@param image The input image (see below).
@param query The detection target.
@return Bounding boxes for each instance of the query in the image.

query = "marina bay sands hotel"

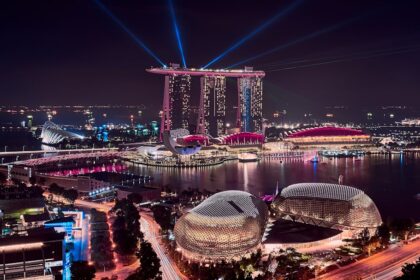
[147,64,265,138]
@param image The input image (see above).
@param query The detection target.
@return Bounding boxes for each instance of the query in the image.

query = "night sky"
[2,0,420,118]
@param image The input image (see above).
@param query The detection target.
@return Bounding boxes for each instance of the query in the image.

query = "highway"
[141,213,187,280]
[319,238,420,280]
[74,200,185,280]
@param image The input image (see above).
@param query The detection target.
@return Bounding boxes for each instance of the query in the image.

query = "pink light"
[287,127,367,138]
[147,67,265,78]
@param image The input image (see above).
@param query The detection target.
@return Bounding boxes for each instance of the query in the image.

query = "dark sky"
[2,0,420,117]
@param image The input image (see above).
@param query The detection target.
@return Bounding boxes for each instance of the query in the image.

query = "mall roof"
[287,127,367,138]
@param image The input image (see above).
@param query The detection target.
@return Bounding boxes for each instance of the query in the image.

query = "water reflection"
[128,155,420,221]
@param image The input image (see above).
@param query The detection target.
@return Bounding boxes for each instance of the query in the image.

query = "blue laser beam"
[93,0,166,67]
[202,0,304,69]
[227,16,359,69]
[168,0,187,68]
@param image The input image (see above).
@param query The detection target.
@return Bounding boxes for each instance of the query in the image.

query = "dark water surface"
[129,154,420,221]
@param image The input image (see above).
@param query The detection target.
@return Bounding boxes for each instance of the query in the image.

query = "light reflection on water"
[128,154,420,221]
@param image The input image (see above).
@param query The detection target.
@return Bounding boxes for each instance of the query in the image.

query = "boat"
[310,155,319,163]
[238,153,259,162]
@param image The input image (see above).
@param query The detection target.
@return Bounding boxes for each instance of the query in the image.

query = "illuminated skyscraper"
[237,71,263,132]
[160,64,191,138]
[197,76,226,136]
[147,65,264,139]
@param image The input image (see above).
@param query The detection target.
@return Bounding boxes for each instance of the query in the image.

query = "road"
[74,200,139,280]
[74,200,185,280]
[319,238,420,280]
[75,199,113,212]
[141,213,187,280]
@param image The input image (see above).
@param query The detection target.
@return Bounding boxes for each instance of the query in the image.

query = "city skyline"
[1,1,420,278]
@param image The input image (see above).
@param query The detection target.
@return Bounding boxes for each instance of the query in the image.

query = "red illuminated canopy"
[287,127,367,138]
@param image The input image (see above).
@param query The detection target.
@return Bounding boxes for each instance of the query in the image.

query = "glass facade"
[174,191,268,261]
[272,183,382,234]
[238,77,263,133]
[168,75,192,130]
[198,76,226,136]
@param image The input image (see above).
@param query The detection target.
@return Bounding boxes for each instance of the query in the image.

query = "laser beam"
[168,0,187,68]
[227,16,360,69]
[202,0,304,69]
[266,45,420,72]
[94,0,166,67]
[260,44,420,69]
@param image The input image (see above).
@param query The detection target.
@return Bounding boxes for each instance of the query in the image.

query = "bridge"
[0,148,118,157]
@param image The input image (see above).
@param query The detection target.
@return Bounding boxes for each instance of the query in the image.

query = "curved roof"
[281,183,364,202]
[174,190,268,260]
[180,134,209,145]
[287,127,367,138]
[41,121,84,145]
[218,132,265,143]
[191,190,264,218]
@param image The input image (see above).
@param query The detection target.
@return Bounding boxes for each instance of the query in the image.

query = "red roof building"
[286,127,370,146]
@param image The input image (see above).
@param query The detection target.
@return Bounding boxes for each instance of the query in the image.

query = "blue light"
[93,0,166,67]
[168,0,187,68]
[202,0,304,69]
[228,16,359,68]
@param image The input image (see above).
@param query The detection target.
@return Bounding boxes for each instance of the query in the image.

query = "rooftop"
[146,67,265,78]
[280,183,365,202]
[192,190,264,218]
[287,127,368,138]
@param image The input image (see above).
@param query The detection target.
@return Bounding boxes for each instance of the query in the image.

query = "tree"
[63,189,79,203]
[127,241,162,280]
[376,223,391,246]
[151,205,172,231]
[127,193,143,204]
[389,218,415,241]
[395,257,420,280]
[70,261,96,280]
[49,183,63,195]
[111,199,142,256]
[29,176,37,186]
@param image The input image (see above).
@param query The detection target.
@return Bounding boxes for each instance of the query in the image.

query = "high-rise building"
[147,66,264,139]
[160,64,192,137]
[197,76,226,136]
[237,74,263,132]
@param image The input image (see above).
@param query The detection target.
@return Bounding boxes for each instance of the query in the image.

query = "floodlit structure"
[197,75,226,136]
[162,128,202,155]
[285,126,371,146]
[217,132,265,146]
[272,183,382,234]
[40,121,84,145]
[147,65,265,138]
[237,74,263,132]
[174,190,268,261]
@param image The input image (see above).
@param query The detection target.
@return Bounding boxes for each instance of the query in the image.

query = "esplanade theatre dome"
[174,190,268,261]
[272,183,382,233]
